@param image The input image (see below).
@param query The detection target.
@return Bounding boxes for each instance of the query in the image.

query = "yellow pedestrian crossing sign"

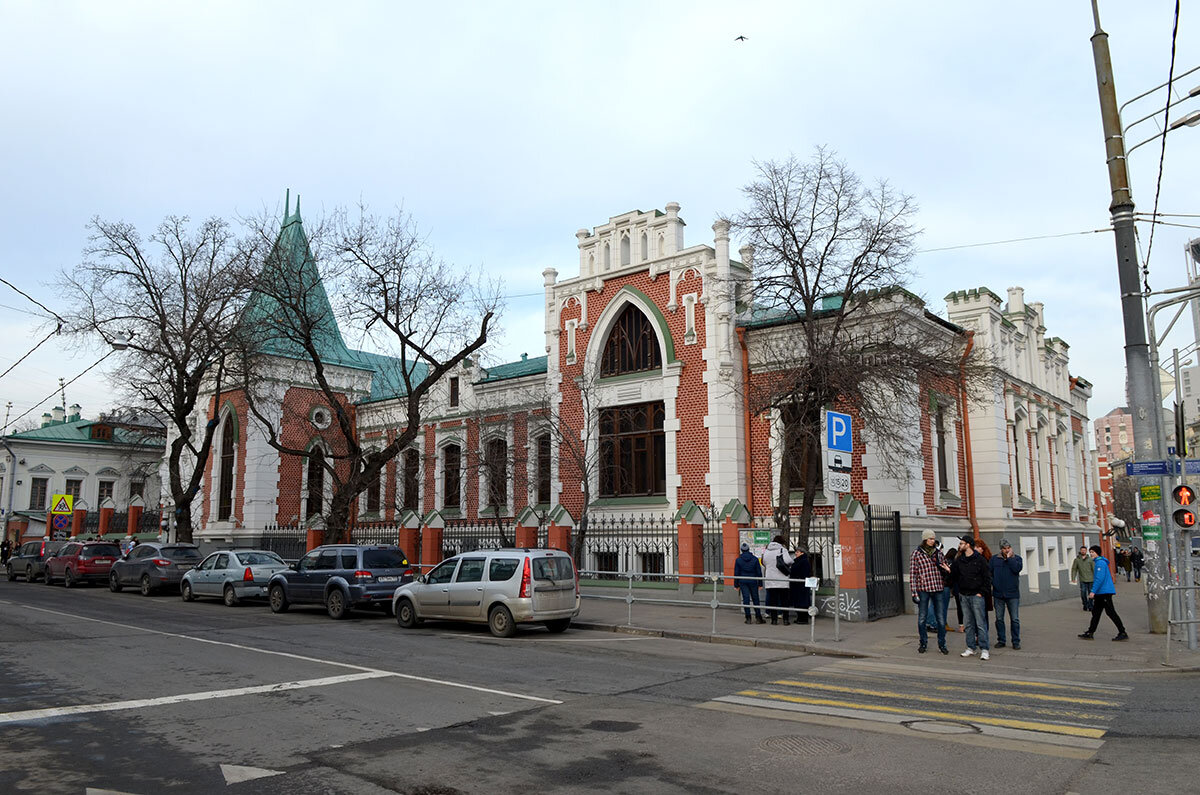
[50,494,73,515]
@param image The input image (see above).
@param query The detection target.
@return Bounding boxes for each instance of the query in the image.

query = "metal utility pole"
[1090,1,1170,633]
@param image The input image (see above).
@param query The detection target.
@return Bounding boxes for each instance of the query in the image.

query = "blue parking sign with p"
[825,410,852,453]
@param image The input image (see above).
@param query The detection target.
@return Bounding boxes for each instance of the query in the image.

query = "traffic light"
[1172,485,1197,529]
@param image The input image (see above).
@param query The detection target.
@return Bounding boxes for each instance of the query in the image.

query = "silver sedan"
[182,549,289,606]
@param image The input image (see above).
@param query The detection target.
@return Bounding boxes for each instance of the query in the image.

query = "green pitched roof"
[6,418,164,448]
[480,354,548,382]
[241,199,371,372]
[348,349,430,402]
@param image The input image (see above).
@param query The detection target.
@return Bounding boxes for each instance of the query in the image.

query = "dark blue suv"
[267,544,413,619]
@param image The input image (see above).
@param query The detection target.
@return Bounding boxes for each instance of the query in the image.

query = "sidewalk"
[574,581,1200,676]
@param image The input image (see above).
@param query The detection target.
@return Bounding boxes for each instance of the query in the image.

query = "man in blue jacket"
[990,539,1023,650]
[733,542,766,624]
[1079,545,1129,641]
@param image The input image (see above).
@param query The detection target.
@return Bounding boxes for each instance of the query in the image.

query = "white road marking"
[0,672,392,725]
[442,633,649,643]
[85,789,143,795]
[220,763,284,785]
[1,600,563,706]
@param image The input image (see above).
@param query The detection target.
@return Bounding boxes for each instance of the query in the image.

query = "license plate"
[377,576,397,583]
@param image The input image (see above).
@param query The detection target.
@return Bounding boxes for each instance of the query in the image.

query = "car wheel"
[488,605,516,638]
[268,584,289,613]
[25,565,34,582]
[545,618,571,634]
[223,584,239,608]
[6,564,15,582]
[326,589,348,620]
[395,598,418,628]
[140,574,154,597]
[109,572,123,593]
[64,569,76,589]
[43,568,55,586]
[181,581,195,602]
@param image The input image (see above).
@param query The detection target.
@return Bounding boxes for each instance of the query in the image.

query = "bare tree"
[237,204,497,543]
[59,216,260,541]
[727,149,990,545]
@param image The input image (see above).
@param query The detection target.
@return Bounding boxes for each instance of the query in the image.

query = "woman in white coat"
[762,536,794,625]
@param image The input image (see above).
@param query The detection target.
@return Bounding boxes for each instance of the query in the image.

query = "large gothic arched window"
[306,448,325,519]
[601,304,661,377]
[217,417,235,521]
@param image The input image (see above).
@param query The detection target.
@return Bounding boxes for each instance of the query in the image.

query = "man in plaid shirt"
[910,529,949,654]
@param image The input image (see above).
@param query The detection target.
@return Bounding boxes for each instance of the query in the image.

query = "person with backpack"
[1079,545,1129,641]
[762,536,793,625]
[733,542,766,625]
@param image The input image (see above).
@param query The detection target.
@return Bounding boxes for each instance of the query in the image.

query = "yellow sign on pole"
[50,494,74,515]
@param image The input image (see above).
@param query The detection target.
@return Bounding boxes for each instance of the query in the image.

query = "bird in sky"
[735,35,748,41]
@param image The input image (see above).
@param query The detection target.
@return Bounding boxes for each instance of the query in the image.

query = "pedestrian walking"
[1119,548,1133,582]
[909,529,949,654]
[789,545,813,626]
[733,542,766,625]
[1079,545,1129,641]
[951,534,992,660]
[990,539,1023,650]
[0,537,10,565]
[944,548,965,631]
[1070,547,1094,611]
[1131,546,1144,582]
[762,536,793,625]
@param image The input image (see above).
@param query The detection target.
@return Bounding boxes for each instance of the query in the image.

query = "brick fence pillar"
[838,510,865,592]
[71,509,86,538]
[421,525,443,568]
[399,527,420,564]
[99,507,114,536]
[514,523,537,549]
[677,520,704,584]
[547,523,571,554]
[722,517,748,585]
[305,528,325,552]
[126,505,144,538]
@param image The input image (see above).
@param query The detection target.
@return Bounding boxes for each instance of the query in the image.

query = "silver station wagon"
[392,548,580,637]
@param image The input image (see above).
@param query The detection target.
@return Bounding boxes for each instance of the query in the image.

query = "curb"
[572,621,874,659]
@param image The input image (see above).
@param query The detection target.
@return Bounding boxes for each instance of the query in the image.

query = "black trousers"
[1087,593,1126,634]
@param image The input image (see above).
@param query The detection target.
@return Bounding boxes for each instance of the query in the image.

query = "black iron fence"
[258,524,308,561]
[579,513,678,581]
[702,505,724,577]
[442,517,512,557]
[863,505,903,620]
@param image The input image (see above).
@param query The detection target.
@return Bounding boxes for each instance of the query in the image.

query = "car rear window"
[489,558,520,581]
[532,556,574,581]
[238,552,284,566]
[82,545,120,558]
[362,549,407,569]
[162,546,201,561]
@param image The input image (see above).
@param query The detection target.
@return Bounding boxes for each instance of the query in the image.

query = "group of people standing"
[732,536,813,625]
[910,530,1023,659]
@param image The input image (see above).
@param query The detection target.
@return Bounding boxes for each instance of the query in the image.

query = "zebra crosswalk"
[703,659,1131,758]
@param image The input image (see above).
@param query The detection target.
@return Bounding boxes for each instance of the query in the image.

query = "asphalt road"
[0,579,1196,794]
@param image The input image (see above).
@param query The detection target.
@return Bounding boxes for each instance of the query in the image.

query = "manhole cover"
[902,719,980,735]
[759,735,851,755]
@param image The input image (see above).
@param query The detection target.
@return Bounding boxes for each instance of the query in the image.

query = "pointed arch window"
[620,234,631,266]
[306,448,325,519]
[484,437,508,511]
[601,304,662,377]
[442,444,461,510]
[218,417,236,521]
[402,449,420,511]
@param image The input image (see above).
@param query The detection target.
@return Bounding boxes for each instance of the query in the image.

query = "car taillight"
[354,570,373,581]
[518,557,531,598]
[151,558,172,566]
[243,567,254,582]
[403,568,414,579]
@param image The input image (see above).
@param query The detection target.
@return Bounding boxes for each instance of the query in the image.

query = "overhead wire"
[2,350,115,434]
[1141,0,1182,292]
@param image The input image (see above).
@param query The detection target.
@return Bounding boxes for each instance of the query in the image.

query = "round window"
[310,407,331,429]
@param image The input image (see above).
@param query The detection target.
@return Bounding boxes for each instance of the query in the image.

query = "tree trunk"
[326,494,352,545]
[174,499,194,544]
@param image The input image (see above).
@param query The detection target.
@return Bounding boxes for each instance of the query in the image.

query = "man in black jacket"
[951,535,992,660]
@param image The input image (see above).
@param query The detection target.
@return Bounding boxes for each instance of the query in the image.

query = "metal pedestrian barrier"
[1165,583,1200,664]
[579,569,838,643]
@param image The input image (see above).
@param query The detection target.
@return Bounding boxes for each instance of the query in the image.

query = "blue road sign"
[1125,459,1200,476]
[825,410,852,453]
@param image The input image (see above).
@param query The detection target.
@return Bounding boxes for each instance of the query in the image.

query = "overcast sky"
[1,1,1198,440]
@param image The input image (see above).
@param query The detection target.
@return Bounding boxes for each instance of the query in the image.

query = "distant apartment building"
[1094,407,1133,463]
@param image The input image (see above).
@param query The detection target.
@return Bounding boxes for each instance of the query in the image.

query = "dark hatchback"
[109,542,203,596]
[268,545,414,619]
[6,539,67,582]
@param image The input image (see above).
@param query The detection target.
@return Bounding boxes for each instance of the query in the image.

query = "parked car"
[43,541,122,587]
[392,548,579,637]
[267,544,414,619]
[5,539,67,582]
[182,549,289,606]
[109,542,202,596]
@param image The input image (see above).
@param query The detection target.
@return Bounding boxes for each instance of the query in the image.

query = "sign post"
[49,493,73,539]
[823,409,852,642]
